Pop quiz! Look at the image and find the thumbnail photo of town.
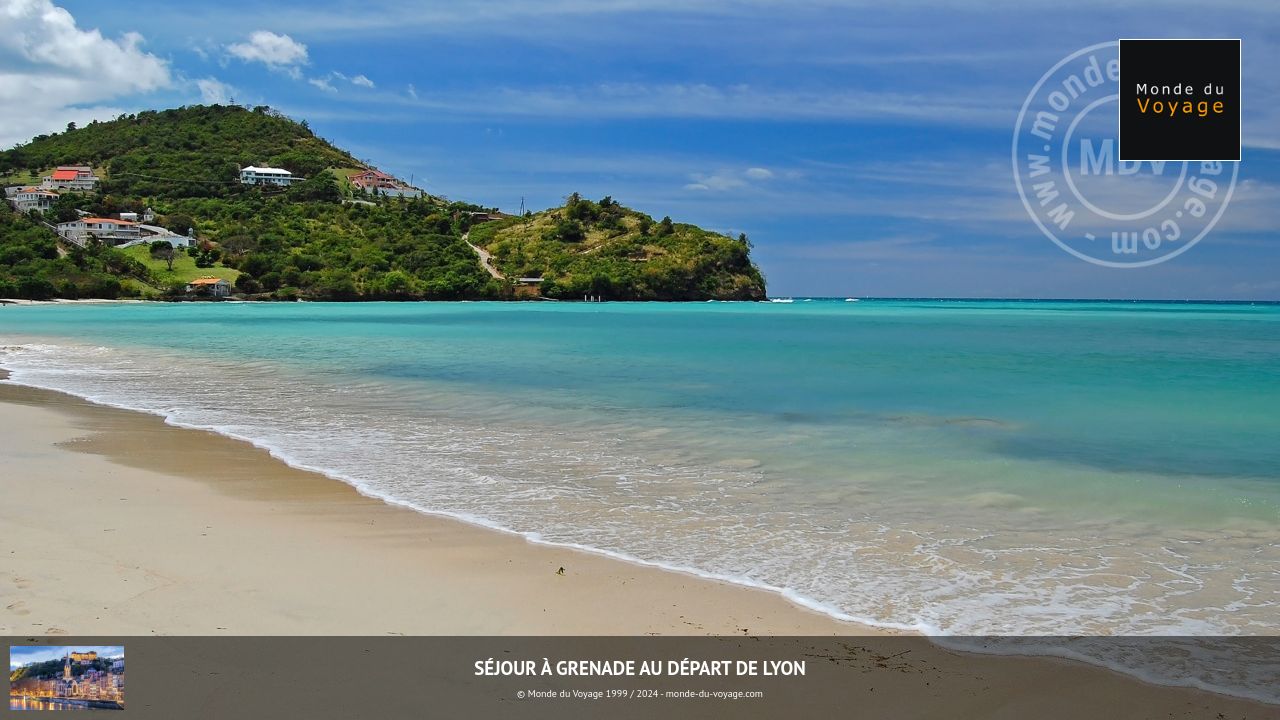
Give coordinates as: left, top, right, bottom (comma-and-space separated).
9, 646, 124, 711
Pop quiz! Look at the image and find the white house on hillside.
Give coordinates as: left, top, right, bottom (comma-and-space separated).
239, 166, 301, 186
115, 225, 193, 249
56, 217, 142, 245
8, 186, 58, 213
41, 165, 99, 191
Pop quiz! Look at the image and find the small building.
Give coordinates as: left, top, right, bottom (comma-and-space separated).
8, 186, 58, 213
56, 217, 142, 245
465, 211, 511, 223
349, 169, 396, 190
349, 168, 424, 198
41, 165, 98, 191
513, 277, 544, 298
185, 277, 232, 297
239, 166, 301, 186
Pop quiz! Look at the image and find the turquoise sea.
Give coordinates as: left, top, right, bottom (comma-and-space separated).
2, 299, 1278, 693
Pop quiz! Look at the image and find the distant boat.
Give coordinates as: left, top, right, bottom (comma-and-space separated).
769, 298, 794, 304
845, 298, 860, 302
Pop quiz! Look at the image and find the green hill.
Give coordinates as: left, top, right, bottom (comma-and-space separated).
0, 104, 766, 301
0, 104, 359, 199
470, 194, 765, 300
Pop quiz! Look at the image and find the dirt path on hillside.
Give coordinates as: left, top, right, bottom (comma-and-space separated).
463, 232, 505, 280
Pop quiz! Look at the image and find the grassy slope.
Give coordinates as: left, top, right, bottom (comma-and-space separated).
326, 167, 362, 197
0, 169, 41, 186
470, 205, 766, 301
121, 245, 240, 287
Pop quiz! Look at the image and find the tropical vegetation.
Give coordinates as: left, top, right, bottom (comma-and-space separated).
0, 104, 765, 301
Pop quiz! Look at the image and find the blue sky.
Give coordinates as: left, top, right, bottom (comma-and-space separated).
3, 0, 1278, 298
10, 646, 123, 669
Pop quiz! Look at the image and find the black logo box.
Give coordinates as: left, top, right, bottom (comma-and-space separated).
1119, 39, 1241, 162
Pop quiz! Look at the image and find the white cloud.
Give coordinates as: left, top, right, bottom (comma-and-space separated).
196, 77, 235, 104
407, 83, 418, 99
226, 30, 308, 70
685, 166, 776, 192
305, 71, 377, 94
0, 0, 171, 146
308, 76, 337, 93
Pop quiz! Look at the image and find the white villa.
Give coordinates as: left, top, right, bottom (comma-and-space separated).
7, 186, 59, 213
55, 217, 193, 248
239, 166, 301, 186
115, 227, 193, 249
56, 217, 142, 245
41, 165, 99, 191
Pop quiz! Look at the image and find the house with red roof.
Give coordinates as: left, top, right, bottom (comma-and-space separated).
349, 168, 424, 198
41, 165, 99, 191
350, 169, 396, 190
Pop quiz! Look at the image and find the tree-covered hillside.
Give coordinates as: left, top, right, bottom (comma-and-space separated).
469, 194, 766, 300
0, 105, 359, 199
0, 203, 141, 299
0, 104, 766, 301
160, 194, 495, 299
9, 656, 115, 683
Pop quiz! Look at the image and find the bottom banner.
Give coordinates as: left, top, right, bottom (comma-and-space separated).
5, 636, 1280, 718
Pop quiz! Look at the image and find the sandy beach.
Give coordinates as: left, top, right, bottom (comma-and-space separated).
2, 373, 1277, 717
0, 375, 854, 637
